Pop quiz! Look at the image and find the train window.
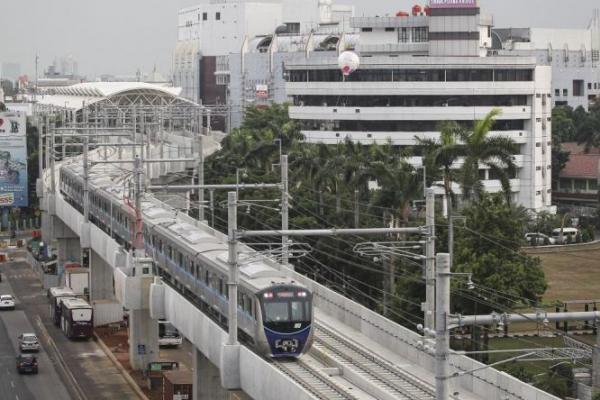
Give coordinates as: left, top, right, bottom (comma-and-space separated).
264, 303, 289, 322
178, 253, 183, 267
244, 296, 252, 314
205, 270, 209, 285
196, 264, 200, 278
218, 278, 224, 296
167, 246, 172, 260
291, 301, 304, 321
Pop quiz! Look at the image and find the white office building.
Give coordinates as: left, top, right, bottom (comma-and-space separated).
283, 0, 553, 212
172, 0, 353, 112
492, 9, 600, 110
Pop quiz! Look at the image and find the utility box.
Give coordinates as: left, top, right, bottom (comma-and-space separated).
163, 370, 192, 400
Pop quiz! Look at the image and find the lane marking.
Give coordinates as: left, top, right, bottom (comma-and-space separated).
10, 381, 14, 388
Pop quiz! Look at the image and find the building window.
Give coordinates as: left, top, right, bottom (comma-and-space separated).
589, 82, 593, 90
399, 28, 408, 43
573, 80, 584, 97
555, 89, 560, 97
385, 27, 395, 32
574, 179, 587, 192
412, 27, 428, 43
361, 27, 373, 32
202, 12, 207, 20
216, 12, 221, 20
563, 89, 568, 97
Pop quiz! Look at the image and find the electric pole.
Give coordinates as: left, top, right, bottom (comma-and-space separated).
425, 188, 436, 331
281, 155, 289, 267
227, 191, 239, 345
435, 253, 450, 400
198, 134, 205, 221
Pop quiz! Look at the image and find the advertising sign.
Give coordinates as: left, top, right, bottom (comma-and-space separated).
0, 111, 28, 207
429, 0, 477, 8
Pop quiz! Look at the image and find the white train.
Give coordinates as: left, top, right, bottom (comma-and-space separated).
59, 164, 314, 358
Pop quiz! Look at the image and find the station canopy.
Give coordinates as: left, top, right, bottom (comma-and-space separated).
36, 81, 195, 111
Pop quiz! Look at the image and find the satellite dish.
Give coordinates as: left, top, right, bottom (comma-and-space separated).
338, 51, 360, 77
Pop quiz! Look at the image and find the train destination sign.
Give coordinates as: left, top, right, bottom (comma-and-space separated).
430, 0, 477, 8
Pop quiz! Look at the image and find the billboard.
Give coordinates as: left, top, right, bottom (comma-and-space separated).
430, 0, 477, 8
0, 111, 28, 207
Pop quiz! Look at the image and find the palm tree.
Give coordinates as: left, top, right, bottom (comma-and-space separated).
417, 121, 463, 208
459, 108, 517, 203
290, 143, 332, 216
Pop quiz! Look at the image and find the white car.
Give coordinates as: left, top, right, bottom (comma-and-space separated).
0, 294, 15, 310
524, 233, 556, 246
18, 333, 40, 352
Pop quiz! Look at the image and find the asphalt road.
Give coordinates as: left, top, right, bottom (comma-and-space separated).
0, 269, 71, 400
1, 256, 138, 400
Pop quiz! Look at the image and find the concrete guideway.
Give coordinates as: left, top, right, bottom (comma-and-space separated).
41, 127, 562, 400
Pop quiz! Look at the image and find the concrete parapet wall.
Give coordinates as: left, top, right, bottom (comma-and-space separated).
284, 266, 560, 400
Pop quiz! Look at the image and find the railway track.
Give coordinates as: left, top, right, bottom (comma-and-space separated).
274, 355, 361, 400
312, 322, 436, 400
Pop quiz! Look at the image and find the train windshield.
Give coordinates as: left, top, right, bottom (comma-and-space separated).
261, 288, 312, 326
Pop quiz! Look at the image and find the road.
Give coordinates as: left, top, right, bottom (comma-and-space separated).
0, 268, 71, 400
0, 255, 138, 400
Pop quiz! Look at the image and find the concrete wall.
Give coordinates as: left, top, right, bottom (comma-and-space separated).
90, 249, 115, 301
282, 265, 561, 400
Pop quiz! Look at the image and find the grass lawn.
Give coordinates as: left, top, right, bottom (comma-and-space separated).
486, 337, 565, 375
532, 247, 600, 303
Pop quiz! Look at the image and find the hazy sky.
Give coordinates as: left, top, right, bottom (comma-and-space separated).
1, 0, 598, 79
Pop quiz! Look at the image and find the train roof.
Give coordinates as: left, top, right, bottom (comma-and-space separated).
60, 155, 304, 294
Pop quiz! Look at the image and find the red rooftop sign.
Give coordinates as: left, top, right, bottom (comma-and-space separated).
430, 0, 477, 8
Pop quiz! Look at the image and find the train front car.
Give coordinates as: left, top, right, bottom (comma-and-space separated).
257, 285, 314, 358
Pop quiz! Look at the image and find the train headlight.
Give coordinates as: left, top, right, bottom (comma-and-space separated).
263, 292, 274, 299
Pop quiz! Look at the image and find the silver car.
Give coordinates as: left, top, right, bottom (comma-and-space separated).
18, 333, 40, 352
0, 294, 15, 310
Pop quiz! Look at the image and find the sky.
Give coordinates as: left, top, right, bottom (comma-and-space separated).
1, 0, 598, 79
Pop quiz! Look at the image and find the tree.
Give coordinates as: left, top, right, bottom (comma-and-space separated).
452, 193, 547, 314
576, 103, 600, 150
552, 106, 576, 143
458, 108, 517, 203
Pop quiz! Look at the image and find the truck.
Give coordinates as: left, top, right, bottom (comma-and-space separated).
91, 299, 124, 327
65, 268, 89, 296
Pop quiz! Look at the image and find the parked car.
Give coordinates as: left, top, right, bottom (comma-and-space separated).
18, 333, 40, 352
16, 354, 38, 374
524, 232, 556, 246
0, 294, 15, 310
551, 228, 580, 244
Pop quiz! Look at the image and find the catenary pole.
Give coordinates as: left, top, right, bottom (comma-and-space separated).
227, 192, 239, 345
425, 188, 436, 331
281, 155, 289, 267
435, 253, 450, 400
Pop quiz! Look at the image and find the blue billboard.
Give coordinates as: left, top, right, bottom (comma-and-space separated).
0, 111, 28, 207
